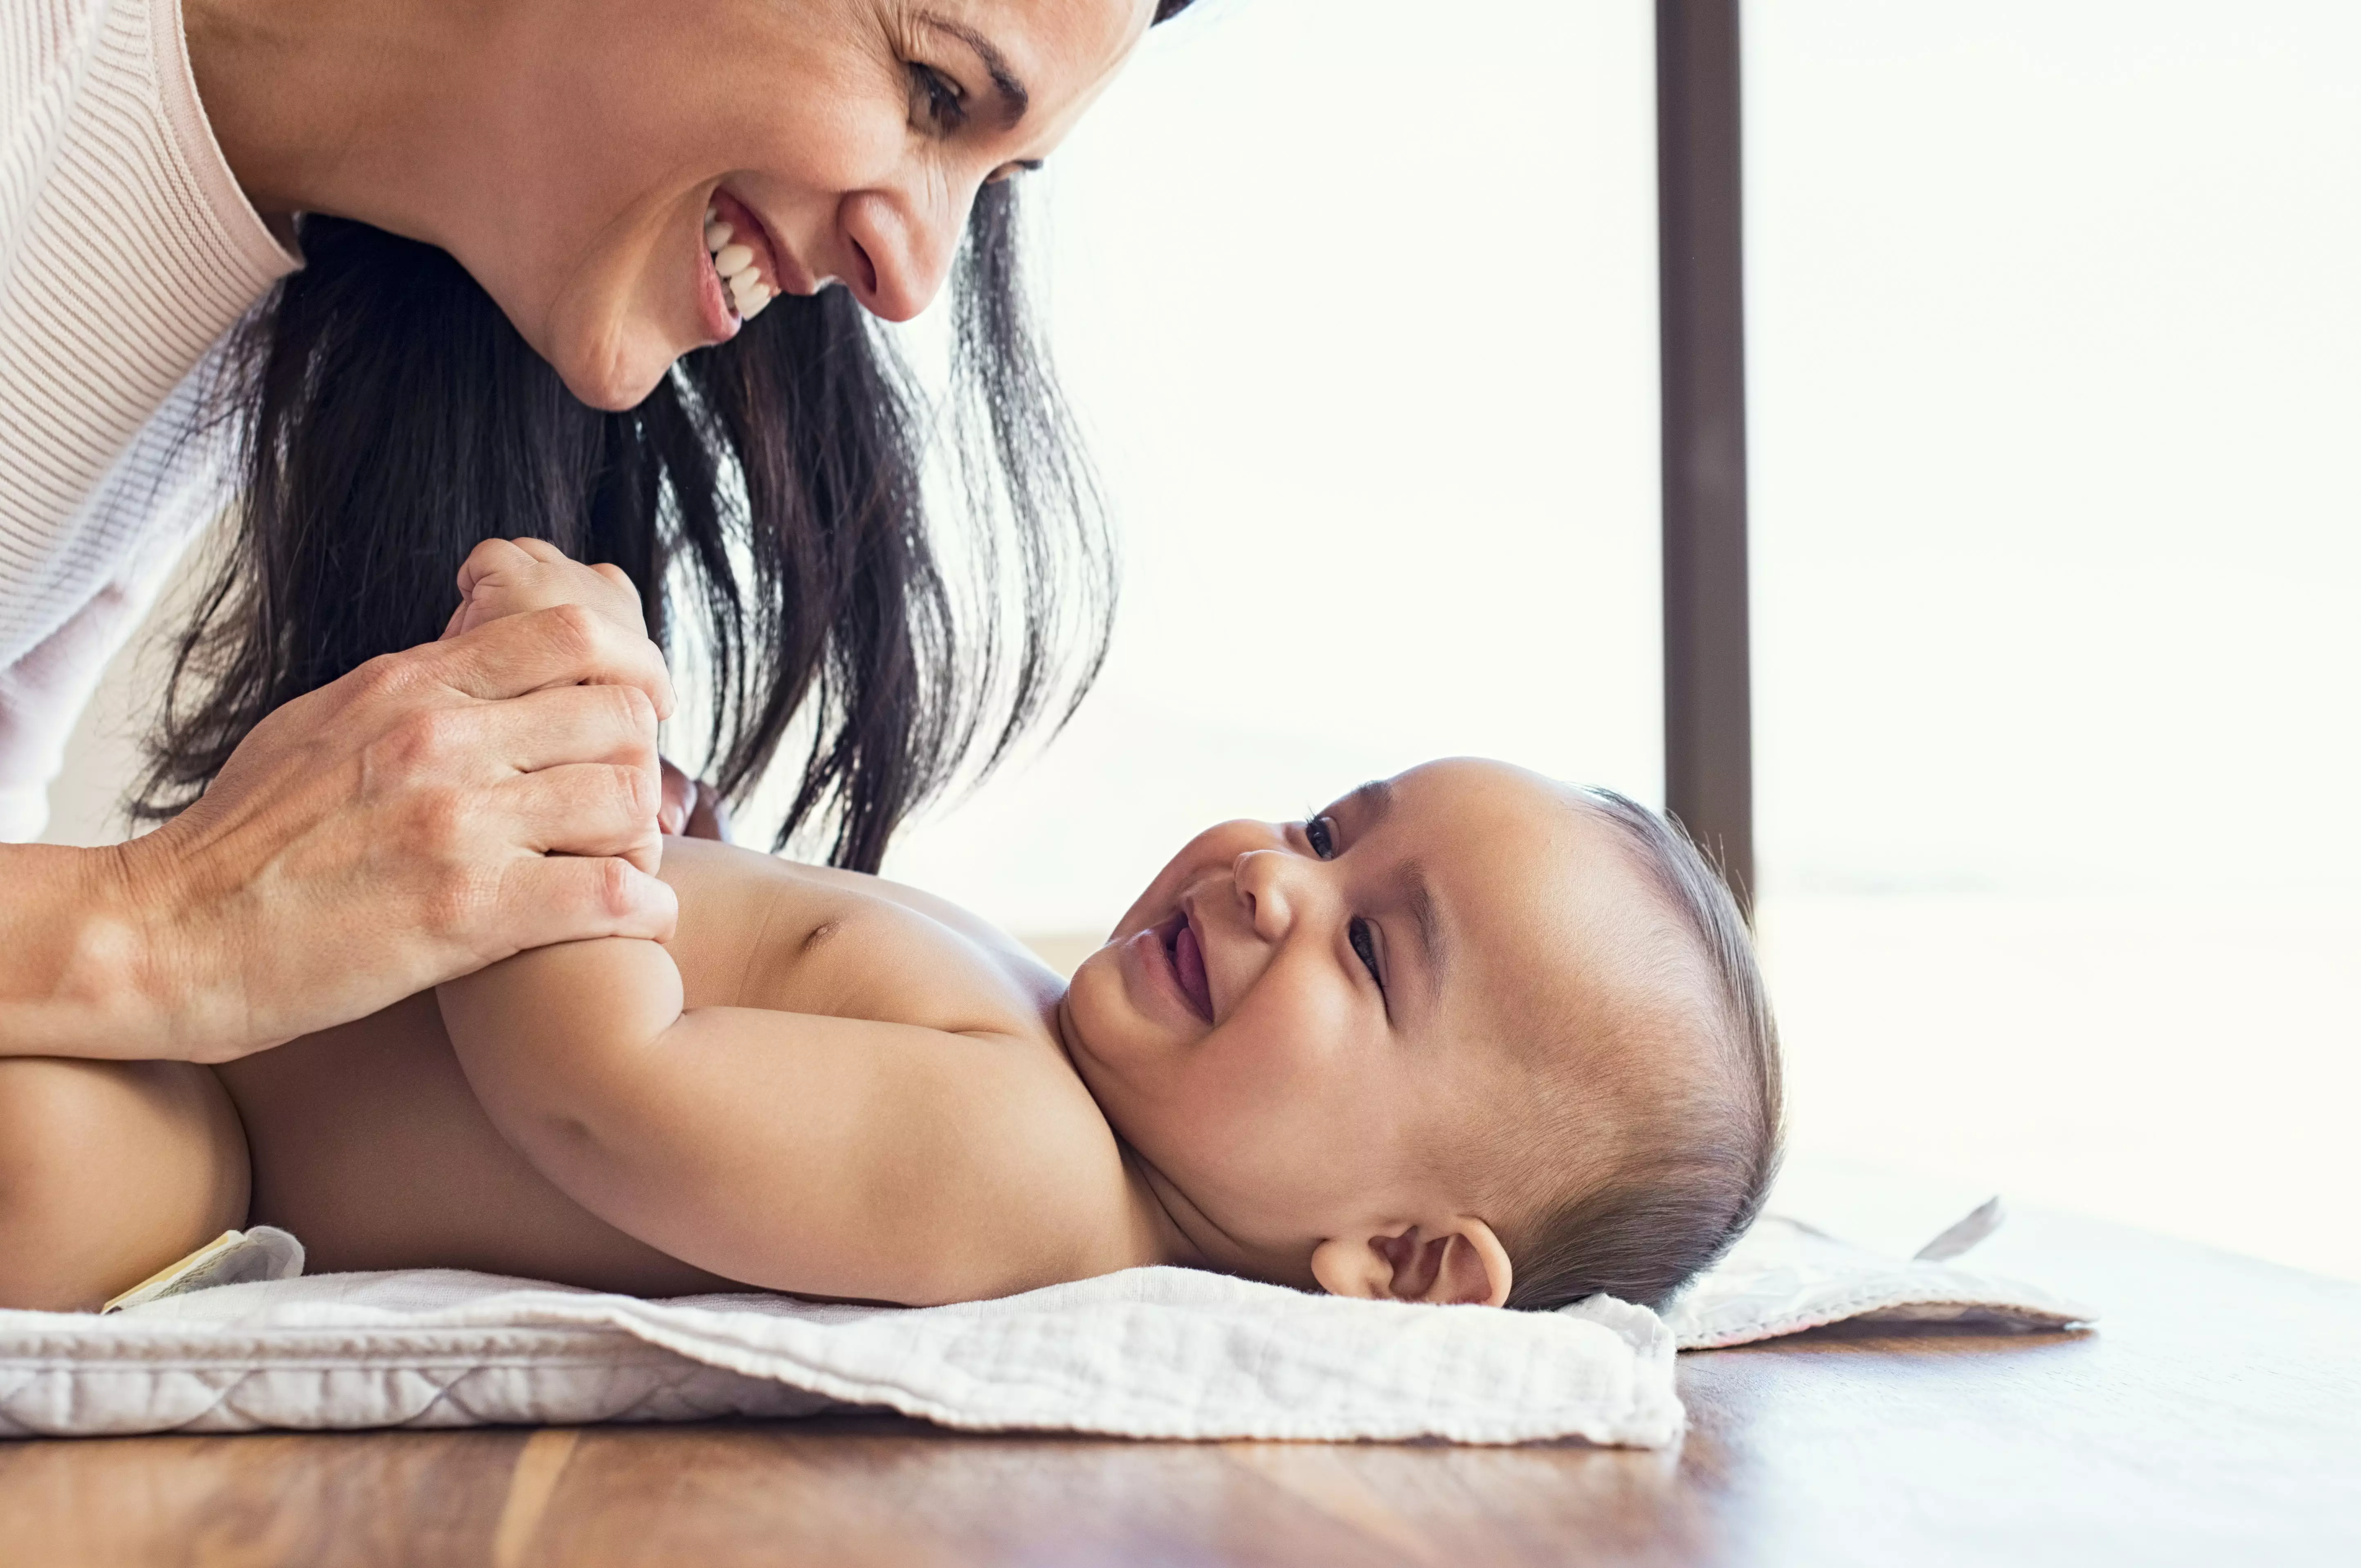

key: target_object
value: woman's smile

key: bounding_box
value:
[697,188,791,338]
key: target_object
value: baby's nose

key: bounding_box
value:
[1231,849,1298,939]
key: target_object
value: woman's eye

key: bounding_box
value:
[1349,918,1385,992]
[908,63,967,130]
[1304,816,1337,859]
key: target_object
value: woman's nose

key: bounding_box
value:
[837,183,967,324]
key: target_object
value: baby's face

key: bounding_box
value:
[1060,758,1650,1292]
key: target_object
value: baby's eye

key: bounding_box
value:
[907,63,967,131]
[1304,816,1338,859]
[1349,917,1385,992]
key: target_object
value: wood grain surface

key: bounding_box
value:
[3,1206,2354,1566]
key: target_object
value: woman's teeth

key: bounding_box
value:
[704,205,775,321]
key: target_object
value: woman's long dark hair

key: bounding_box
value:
[137,2,1194,873]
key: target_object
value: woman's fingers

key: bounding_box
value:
[483,684,661,776]
[506,763,666,873]
[490,856,679,954]
[405,603,677,720]
[356,684,665,866]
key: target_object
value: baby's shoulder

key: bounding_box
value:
[660,837,1068,1041]
[656,843,1157,1298]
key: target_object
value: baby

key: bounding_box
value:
[1,551,1782,1314]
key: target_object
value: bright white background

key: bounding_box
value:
[874,0,1666,934]
[1746,0,2359,1278]
[44,2,2358,1278]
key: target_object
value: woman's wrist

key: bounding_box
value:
[0,839,192,1060]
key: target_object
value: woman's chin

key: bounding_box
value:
[538,305,681,412]
[553,345,670,412]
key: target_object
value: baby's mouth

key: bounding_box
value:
[1164,912,1214,1023]
[703,189,779,321]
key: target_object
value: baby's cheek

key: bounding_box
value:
[1205,1008,1341,1118]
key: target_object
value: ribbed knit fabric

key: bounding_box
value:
[0,0,296,840]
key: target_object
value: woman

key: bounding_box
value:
[0,0,1190,1301]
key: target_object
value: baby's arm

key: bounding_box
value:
[434,942,1124,1305]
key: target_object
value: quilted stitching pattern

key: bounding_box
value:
[0,1215,2087,1442]
[0,1267,1681,1446]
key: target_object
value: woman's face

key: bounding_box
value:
[450,0,1152,409]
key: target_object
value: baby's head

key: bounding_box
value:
[1059,758,1782,1310]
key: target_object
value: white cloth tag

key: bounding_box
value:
[100,1227,306,1314]
[1661,1210,2096,1349]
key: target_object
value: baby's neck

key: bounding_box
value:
[1050,995,1214,1276]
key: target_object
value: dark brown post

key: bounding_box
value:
[1657,0,1754,914]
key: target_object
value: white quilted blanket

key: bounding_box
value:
[0,1265,1681,1445]
[0,1190,2091,1445]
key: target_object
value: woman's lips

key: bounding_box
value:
[711,188,827,297]
[704,189,780,324]
[693,225,739,344]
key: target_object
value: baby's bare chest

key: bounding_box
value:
[216,850,1073,1290]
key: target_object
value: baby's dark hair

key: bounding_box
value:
[1502,790,1784,1313]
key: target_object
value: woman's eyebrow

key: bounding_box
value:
[914,12,1031,129]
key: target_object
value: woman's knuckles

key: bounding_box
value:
[516,603,671,705]
[399,785,486,864]
[350,704,479,790]
[592,855,643,920]
[588,679,660,740]
[323,655,409,720]
[534,762,663,839]
[414,859,508,943]
[577,760,661,835]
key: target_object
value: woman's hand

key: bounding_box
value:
[450,538,730,843]
[0,543,682,1064]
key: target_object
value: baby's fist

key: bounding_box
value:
[441,538,648,643]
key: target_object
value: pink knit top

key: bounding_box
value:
[0,0,297,839]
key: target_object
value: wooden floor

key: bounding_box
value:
[4,1206,2355,1566]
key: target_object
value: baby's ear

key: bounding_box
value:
[1310,1219,1513,1307]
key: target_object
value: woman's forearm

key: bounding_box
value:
[0,841,178,1060]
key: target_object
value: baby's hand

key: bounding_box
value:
[441,537,648,644]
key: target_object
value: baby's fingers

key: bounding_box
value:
[454,537,543,601]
